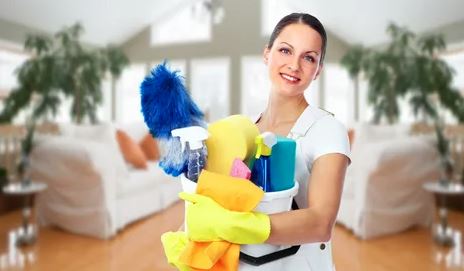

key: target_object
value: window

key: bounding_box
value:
[0,47,29,123]
[0,48,28,97]
[323,64,354,125]
[358,79,374,123]
[150,1,211,46]
[114,61,187,124]
[191,58,229,122]
[305,77,320,108]
[442,50,464,93]
[441,50,464,123]
[241,56,270,118]
[97,78,112,122]
[115,64,147,123]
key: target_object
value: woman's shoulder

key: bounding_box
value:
[313,112,347,134]
[302,106,347,135]
[299,107,351,161]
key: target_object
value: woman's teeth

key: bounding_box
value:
[281,73,299,82]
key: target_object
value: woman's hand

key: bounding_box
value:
[179,192,271,244]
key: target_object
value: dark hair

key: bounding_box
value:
[267,13,327,64]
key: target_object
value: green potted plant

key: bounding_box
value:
[341,23,464,182]
[0,23,129,124]
[0,23,129,183]
[341,23,464,125]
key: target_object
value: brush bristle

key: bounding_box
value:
[140,62,204,139]
[140,61,205,177]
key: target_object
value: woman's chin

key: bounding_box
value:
[274,87,305,97]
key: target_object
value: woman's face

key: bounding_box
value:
[264,23,323,97]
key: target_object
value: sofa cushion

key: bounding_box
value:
[118,162,177,197]
[116,129,148,169]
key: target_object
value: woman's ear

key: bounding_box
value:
[263,46,270,65]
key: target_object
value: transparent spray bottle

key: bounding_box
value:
[172,126,209,182]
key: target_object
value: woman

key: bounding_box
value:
[174,13,351,270]
[248,12,351,270]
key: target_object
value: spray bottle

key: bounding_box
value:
[172,126,209,182]
[251,132,277,192]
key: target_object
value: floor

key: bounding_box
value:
[0,202,463,271]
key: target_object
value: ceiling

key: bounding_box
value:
[289,0,464,46]
[0,0,185,46]
[0,0,463,47]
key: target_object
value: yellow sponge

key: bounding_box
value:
[205,115,259,175]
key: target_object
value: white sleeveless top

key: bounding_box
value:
[240,105,351,271]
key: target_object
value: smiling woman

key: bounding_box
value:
[163,13,351,271]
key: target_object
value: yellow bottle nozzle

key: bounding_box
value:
[255,132,276,159]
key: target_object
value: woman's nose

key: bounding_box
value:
[288,57,300,72]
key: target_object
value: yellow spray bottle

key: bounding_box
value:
[251,132,277,191]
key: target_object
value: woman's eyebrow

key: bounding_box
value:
[279,42,319,55]
[280,42,294,49]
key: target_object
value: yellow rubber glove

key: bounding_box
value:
[179,192,270,244]
[161,231,191,271]
[179,170,265,270]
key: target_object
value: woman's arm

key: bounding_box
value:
[265,153,348,245]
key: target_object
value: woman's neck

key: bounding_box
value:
[260,93,308,132]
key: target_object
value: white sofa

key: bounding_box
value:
[336,123,441,239]
[29,122,181,239]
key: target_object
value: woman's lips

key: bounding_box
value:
[280,73,301,84]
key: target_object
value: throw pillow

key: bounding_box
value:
[139,134,160,161]
[116,129,148,169]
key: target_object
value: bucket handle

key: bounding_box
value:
[239,199,301,266]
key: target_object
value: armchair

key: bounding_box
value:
[337,123,440,239]
[29,123,181,239]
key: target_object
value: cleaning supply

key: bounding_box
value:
[179,170,266,270]
[179,193,270,244]
[181,241,240,271]
[206,115,259,175]
[140,61,205,177]
[172,126,209,182]
[161,231,191,271]
[270,136,296,191]
[251,132,277,192]
[230,158,251,179]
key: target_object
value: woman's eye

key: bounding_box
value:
[279,48,291,55]
[304,55,315,63]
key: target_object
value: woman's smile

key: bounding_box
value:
[280,72,301,83]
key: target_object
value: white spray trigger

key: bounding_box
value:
[171,126,209,151]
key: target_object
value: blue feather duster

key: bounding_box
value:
[140,61,205,177]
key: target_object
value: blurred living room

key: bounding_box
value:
[0,0,463,270]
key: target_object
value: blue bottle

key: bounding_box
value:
[270,136,296,191]
[251,132,277,192]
